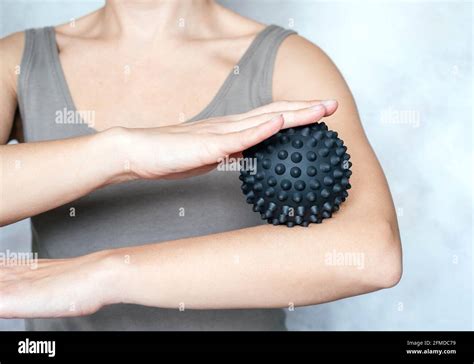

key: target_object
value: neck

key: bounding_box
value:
[101,0,217,40]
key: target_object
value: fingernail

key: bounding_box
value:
[321,99,337,108]
[271,114,283,122]
[310,104,325,111]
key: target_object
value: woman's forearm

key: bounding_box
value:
[107,213,402,310]
[0,212,401,319]
[0,128,128,225]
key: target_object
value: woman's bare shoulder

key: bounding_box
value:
[0,31,25,94]
[273,34,347,101]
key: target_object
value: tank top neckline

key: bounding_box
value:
[44,24,280,130]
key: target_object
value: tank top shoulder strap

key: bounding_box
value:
[19,26,56,102]
[18,26,87,142]
[227,24,298,109]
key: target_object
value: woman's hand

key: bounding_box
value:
[0,98,336,225]
[0,251,118,318]
[116,100,338,180]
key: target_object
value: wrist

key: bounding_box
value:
[94,127,139,185]
[93,246,162,307]
[86,248,134,306]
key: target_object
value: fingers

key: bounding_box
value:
[321,99,338,115]
[215,103,332,133]
[236,99,338,120]
[189,99,338,133]
[160,163,218,180]
[217,115,284,155]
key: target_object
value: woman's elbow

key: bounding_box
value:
[365,220,403,290]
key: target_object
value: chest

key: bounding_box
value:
[56,40,242,130]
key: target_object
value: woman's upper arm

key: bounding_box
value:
[273,35,399,230]
[0,31,24,144]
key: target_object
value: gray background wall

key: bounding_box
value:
[0,0,472,331]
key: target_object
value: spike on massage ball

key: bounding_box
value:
[240,123,352,227]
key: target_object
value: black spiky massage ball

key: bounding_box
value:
[239,122,352,227]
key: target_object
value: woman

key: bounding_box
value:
[0,0,402,330]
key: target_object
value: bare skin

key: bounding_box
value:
[0,0,402,318]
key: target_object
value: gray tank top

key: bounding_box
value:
[18,24,297,331]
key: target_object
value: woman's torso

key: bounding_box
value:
[18,24,296,331]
